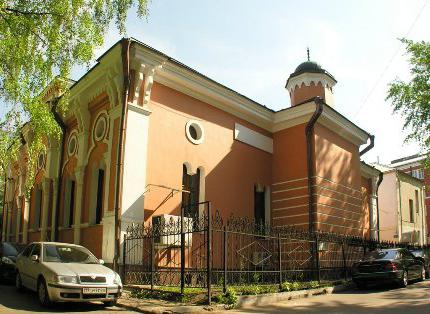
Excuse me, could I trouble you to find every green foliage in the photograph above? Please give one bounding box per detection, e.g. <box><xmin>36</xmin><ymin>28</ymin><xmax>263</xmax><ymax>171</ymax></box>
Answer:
<box><xmin>280</xmin><ymin>280</ymin><xmax>320</xmax><ymax>292</ymax></box>
<box><xmin>309</xmin><ymin>281</ymin><xmax>320</xmax><ymax>289</ymax></box>
<box><xmin>129</xmin><ymin>287</ymin><xmax>208</xmax><ymax>305</ymax></box>
<box><xmin>233</xmin><ymin>284</ymin><xmax>278</xmax><ymax>295</ymax></box>
<box><xmin>214</xmin><ymin>287</ymin><xmax>238</xmax><ymax>306</ymax></box>
<box><xmin>252</xmin><ymin>272</ymin><xmax>261</xmax><ymax>283</ymax></box>
<box><xmin>0</xmin><ymin>0</ymin><xmax>149</xmax><ymax>192</ymax></box>
<box><xmin>387</xmin><ymin>38</ymin><xmax>430</xmax><ymax>152</ymax></box>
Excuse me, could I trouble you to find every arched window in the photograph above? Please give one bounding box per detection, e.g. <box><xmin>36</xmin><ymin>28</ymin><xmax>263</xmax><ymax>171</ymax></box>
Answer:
<box><xmin>33</xmin><ymin>185</ymin><xmax>43</xmax><ymax>229</ymax></box>
<box><xmin>90</xmin><ymin>166</ymin><xmax>105</xmax><ymax>225</ymax></box>
<box><xmin>254</xmin><ymin>184</ymin><xmax>265</xmax><ymax>226</ymax></box>
<box><xmin>63</xmin><ymin>179</ymin><xmax>76</xmax><ymax>228</ymax></box>
<box><xmin>182</xmin><ymin>164</ymin><xmax>200</xmax><ymax>218</ymax></box>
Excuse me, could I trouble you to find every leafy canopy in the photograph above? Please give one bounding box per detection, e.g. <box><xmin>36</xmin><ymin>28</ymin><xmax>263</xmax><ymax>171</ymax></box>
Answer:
<box><xmin>387</xmin><ymin>38</ymin><xmax>430</xmax><ymax>150</ymax></box>
<box><xmin>0</xmin><ymin>0</ymin><xmax>148</xmax><ymax>190</ymax></box>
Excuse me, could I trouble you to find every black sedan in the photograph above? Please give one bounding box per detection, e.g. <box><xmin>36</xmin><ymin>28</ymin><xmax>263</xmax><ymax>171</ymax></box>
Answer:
<box><xmin>0</xmin><ymin>242</ymin><xmax>25</xmax><ymax>282</ymax></box>
<box><xmin>352</xmin><ymin>248</ymin><xmax>425</xmax><ymax>289</ymax></box>
<box><xmin>410</xmin><ymin>248</ymin><xmax>430</xmax><ymax>277</ymax></box>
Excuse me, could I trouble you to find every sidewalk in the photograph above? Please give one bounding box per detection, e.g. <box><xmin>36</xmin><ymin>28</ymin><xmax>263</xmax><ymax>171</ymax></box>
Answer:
<box><xmin>117</xmin><ymin>290</ymin><xmax>227</xmax><ymax>314</ymax></box>
<box><xmin>117</xmin><ymin>283</ymin><xmax>354</xmax><ymax>313</ymax></box>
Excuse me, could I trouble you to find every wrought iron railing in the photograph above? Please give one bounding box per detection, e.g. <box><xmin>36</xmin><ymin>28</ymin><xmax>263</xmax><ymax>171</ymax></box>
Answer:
<box><xmin>123</xmin><ymin>201</ymin><xmax>428</xmax><ymax>304</ymax></box>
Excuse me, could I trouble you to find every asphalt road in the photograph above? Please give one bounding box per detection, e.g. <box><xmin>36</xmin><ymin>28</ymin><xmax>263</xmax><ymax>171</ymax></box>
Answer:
<box><xmin>231</xmin><ymin>279</ymin><xmax>430</xmax><ymax>314</ymax></box>
<box><xmin>0</xmin><ymin>282</ymin><xmax>138</xmax><ymax>314</ymax></box>
<box><xmin>1</xmin><ymin>280</ymin><xmax>429</xmax><ymax>313</ymax></box>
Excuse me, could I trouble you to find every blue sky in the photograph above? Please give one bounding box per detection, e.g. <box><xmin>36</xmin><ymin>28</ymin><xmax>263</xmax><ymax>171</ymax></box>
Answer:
<box><xmin>24</xmin><ymin>1</ymin><xmax>430</xmax><ymax>163</ymax></box>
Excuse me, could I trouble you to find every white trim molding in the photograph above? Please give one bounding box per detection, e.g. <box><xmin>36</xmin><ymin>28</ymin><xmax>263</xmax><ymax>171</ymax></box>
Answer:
<box><xmin>234</xmin><ymin>123</ymin><xmax>273</xmax><ymax>153</ymax></box>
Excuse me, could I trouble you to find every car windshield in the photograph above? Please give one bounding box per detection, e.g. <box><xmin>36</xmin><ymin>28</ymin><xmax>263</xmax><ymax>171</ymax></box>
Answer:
<box><xmin>43</xmin><ymin>244</ymin><xmax>99</xmax><ymax>264</ymax></box>
<box><xmin>363</xmin><ymin>250</ymin><xmax>398</xmax><ymax>260</ymax></box>
<box><xmin>411</xmin><ymin>250</ymin><xmax>423</xmax><ymax>257</ymax></box>
<box><xmin>3</xmin><ymin>243</ymin><xmax>25</xmax><ymax>256</ymax></box>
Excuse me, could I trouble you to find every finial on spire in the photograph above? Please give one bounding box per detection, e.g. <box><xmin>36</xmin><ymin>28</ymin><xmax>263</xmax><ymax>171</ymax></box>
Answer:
<box><xmin>307</xmin><ymin>47</ymin><xmax>310</xmax><ymax>61</ymax></box>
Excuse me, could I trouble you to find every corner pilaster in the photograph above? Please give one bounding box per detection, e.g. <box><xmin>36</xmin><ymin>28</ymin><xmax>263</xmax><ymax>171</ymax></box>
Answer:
<box><xmin>40</xmin><ymin>178</ymin><xmax>51</xmax><ymax>241</ymax></box>
<box><xmin>73</xmin><ymin>169</ymin><xmax>85</xmax><ymax>244</ymax></box>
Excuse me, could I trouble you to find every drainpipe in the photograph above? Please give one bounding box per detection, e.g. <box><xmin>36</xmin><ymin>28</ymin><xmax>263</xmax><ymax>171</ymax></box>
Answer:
<box><xmin>51</xmin><ymin>100</ymin><xmax>67</xmax><ymax>242</ymax></box>
<box><xmin>305</xmin><ymin>97</ymin><xmax>324</xmax><ymax>233</ymax></box>
<box><xmin>113</xmin><ymin>38</ymin><xmax>132</xmax><ymax>272</ymax></box>
<box><xmin>359</xmin><ymin>135</ymin><xmax>375</xmax><ymax>156</ymax></box>
<box><xmin>375</xmin><ymin>172</ymin><xmax>383</xmax><ymax>241</ymax></box>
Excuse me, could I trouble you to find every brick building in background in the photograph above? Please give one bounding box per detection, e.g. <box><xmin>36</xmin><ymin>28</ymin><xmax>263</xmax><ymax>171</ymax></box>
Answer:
<box><xmin>390</xmin><ymin>154</ymin><xmax>430</xmax><ymax>242</ymax></box>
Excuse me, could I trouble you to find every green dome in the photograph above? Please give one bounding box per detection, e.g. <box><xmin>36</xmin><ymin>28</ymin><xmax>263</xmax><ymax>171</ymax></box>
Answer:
<box><xmin>294</xmin><ymin>61</ymin><xmax>324</xmax><ymax>75</ymax></box>
<box><xmin>286</xmin><ymin>60</ymin><xmax>337</xmax><ymax>86</ymax></box>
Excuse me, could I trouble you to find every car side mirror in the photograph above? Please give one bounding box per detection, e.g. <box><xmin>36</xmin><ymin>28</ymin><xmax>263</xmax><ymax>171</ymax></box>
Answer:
<box><xmin>99</xmin><ymin>259</ymin><xmax>105</xmax><ymax>265</ymax></box>
<box><xmin>31</xmin><ymin>255</ymin><xmax>39</xmax><ymax>262</ymax></box>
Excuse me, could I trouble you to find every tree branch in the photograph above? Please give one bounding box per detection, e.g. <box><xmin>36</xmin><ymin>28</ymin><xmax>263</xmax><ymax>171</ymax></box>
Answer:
<box><xmin>0</xmin><ymin>12</ymin><xmax>48</xmax><ymax>46</ymax></box>
<box><xmin>2</xmin><ymin>7</ymin><xmax>61</xmax><ymax>17</ymax></box>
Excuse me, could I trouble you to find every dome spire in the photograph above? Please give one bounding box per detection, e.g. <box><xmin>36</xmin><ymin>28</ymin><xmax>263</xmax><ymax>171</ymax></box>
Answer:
<box><xmin>307</xmin><ymin>47</ymin><xmax>310</xmax><ymax>61</ymax></box>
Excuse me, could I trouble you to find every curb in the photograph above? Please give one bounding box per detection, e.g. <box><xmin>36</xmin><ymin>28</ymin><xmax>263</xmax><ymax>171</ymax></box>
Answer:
<box><xmin>236</xmin><ymin>282</ymin><xmax>354</xmax><ymax>308</ymax></box>
<box><xmin>117</xmin><ymin>282</ymin><xmax>355</xmax><ymax>313</ymax></box>
<box><xmin>117</xmin><ymin>298</ymin><xmax>227</xmax><ymax>314</ymax></box>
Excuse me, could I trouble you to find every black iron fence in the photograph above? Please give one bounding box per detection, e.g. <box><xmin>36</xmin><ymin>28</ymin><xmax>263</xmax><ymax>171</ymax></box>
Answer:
<box><xmin>123</xmin><ymin>201</ymin><xmax>427</xmax><ymax>304</ymax></box>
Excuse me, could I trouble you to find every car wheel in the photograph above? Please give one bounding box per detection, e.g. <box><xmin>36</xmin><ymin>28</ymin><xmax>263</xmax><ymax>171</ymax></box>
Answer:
<box><xmin>37</xmin><ymin>278</ymin><xmax>52</xmax><ymax>307</ymax></box>
<box><xmin>103</xmin><ymin>300</ymin><xmax>118</xmax><ymax>307</ymax></box>
<box><xmin>15</xmin><ymin>272</ymin><xmax>23</xmax><ymax>292</ymax></box>
<box><xmin>399</xmin><ymin>271</ymin><xmax>408</xmax><ymax>288</ymax></box>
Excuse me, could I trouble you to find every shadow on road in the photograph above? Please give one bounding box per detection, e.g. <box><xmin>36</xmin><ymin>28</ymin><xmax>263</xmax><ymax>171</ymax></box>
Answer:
<box><xmin>0</xmin><ymin>283</ymin><xmax>120</xmax><ymax>313</ymax></box>
<box><xmin>233</xmin><ymin>280</ymin><xmax>430</xmax><ymax>314</ymax></box>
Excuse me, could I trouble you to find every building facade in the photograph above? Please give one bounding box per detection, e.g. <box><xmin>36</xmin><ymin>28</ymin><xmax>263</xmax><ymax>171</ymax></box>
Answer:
<box><xmin>373</xmin><ymin>164</ymin><xmax>427</xmax><ymax>245</ymax></box>
<box><xmin>390</xmin><ymin>154</ymin><xmax>430</xmax><ymax>242</ymax></box>
<box><xmin>1</xmin><ymin>39</ymin><xmax>380</xmax><ymax>266</ymax></box>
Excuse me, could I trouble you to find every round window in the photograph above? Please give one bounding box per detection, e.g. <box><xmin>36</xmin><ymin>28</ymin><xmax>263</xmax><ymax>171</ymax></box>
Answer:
<box><xmin>94</xmin><ymin>115</ymin><xmax>107</xmax><ymax>141</ymax></box>
<box><xmin>185</xmin><ymin>120</ymin><xmax>204</xmax><ymax>145</ymax></box>
<box><xmin>68</xmin><ymin>134</ymin><xmax>77</xmax><ymax>156</ymax></box>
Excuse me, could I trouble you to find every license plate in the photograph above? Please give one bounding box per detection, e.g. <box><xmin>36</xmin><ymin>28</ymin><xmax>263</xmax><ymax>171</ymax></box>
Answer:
<box><xmin>82</xmin><ymin>287</ymin><xmax>107</xmax><ymax>294</ymax></box>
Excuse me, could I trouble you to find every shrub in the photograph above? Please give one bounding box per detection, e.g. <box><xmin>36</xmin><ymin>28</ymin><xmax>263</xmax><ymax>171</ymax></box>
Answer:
<box><xmin>309</xmin><ymin>281</ymin><xmax>319</xmax><ymax>289</ymax></box>
<box><xmin>224</xmin><ymin>287</ymin><xmax>238</xmax><ymax>305</ymax></box>
<box><xmin>281</xmin><ymin>281</ymin><xmax>303</xmax><ymax>292</ymax></box>
<box><xmin>291</xmin><ymin>282</ymin><xmax>300</xmax><ymax>291</ymax></box>
<box><xmin>281</xmin><ymin>281</ymin><xmax>293</xmax><ymax>292</ymax></box>
<box><xmin>238</xmin><ymin>285</ymin><xmax>261</xmax><ymax>295</ymax></box>
<box><xmin>214</xmin><ymin>287</ymin><xmax>238</xmax><ymax>306</ymax></box>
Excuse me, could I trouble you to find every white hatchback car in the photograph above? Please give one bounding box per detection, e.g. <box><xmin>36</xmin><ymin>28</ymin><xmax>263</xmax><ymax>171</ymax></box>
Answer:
<box><xmin>15</xmin><ymin>242</ymin><xmax>122</xmax><ymax>307</ymax></box>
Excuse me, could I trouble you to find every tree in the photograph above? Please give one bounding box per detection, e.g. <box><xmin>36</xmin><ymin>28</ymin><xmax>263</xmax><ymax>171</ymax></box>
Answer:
<box><xmin>387</xmin><ymin>38</ymin><xmax>430</xmax><ymax>151</ymax></box>
<box><xmin>0</xmin><ymin>0</ymin><xmax>149</xmax><ymax>191</ymax></box>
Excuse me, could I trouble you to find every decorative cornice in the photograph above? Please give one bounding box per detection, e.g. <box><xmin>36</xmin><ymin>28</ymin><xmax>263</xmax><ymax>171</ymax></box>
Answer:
<box><xmin>361</xmin><ymin>162</ymin><xmax>381</xmax><ymax>178</ymax></box>
<box><xmin>319</xmin><ymin>105</ymin><xmax>369</xmax><ymax>145</ymax></box>
<box><xmin>155</xmin><ymin>61</ymin><xmax>274</xmax><ymax>130</ymax></box>
<box><xmin>286</xmin><ymin>72</ymin><xmax>337</xmax><ymax>93</ymax></box>
<box><xmin>128</xmin><ymin>104</ymin><xmax>152</xmax><ymax>116</ymax></box>
<box><xmin>272</xmin><ymin>102</ymin><xmax>316</xmax><ymax>132</ymax></box>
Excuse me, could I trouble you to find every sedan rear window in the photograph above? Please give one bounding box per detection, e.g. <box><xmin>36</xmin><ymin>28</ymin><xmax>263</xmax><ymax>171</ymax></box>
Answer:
<box><xmin>411</xmin><ymin>250</ymin><xmax>424</xmax><ymax>257</ymax></box>
<box><xmin>3</xmin><ymin>243</ymin><xmax>24</xmax><ymax>256</ymax></box>
<box><xmin>363</xmin><ymin>250</ymin><xmax>398</xmax><ymax>260</ymax></box>
<box><xmin>43</xmin><ymin>245</ymin><xmax>99</xmax><ymax>264</ymax></box>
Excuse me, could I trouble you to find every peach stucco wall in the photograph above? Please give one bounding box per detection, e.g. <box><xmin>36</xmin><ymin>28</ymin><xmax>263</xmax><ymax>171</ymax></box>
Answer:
<box><xmin>361</xmin><ymin>176</ymin><xmax>371</xmax><ymax>239</ymax></box>
<box><xmin>378</xmin><ymin>172</ymin><xmax>398</xmax><ymax>241</ymax></box>
<box><xmin>271</xmin><ymin>123</ymin><xmax>309</xmax><ymax>228</ymax></box>
<box><xmin>80</xmin><ymin>225</ymin><xmax>103</xmax><ymax>258</ymax></box>
<box><xmin>313</xmin><ymin>123</ymin><xmax>363</xmax><ymax>236</ymax></box>
<box><xmin>144</xmin><ymin>82</ymin><xmax>272</xmax><ymax>221</ymax></box>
